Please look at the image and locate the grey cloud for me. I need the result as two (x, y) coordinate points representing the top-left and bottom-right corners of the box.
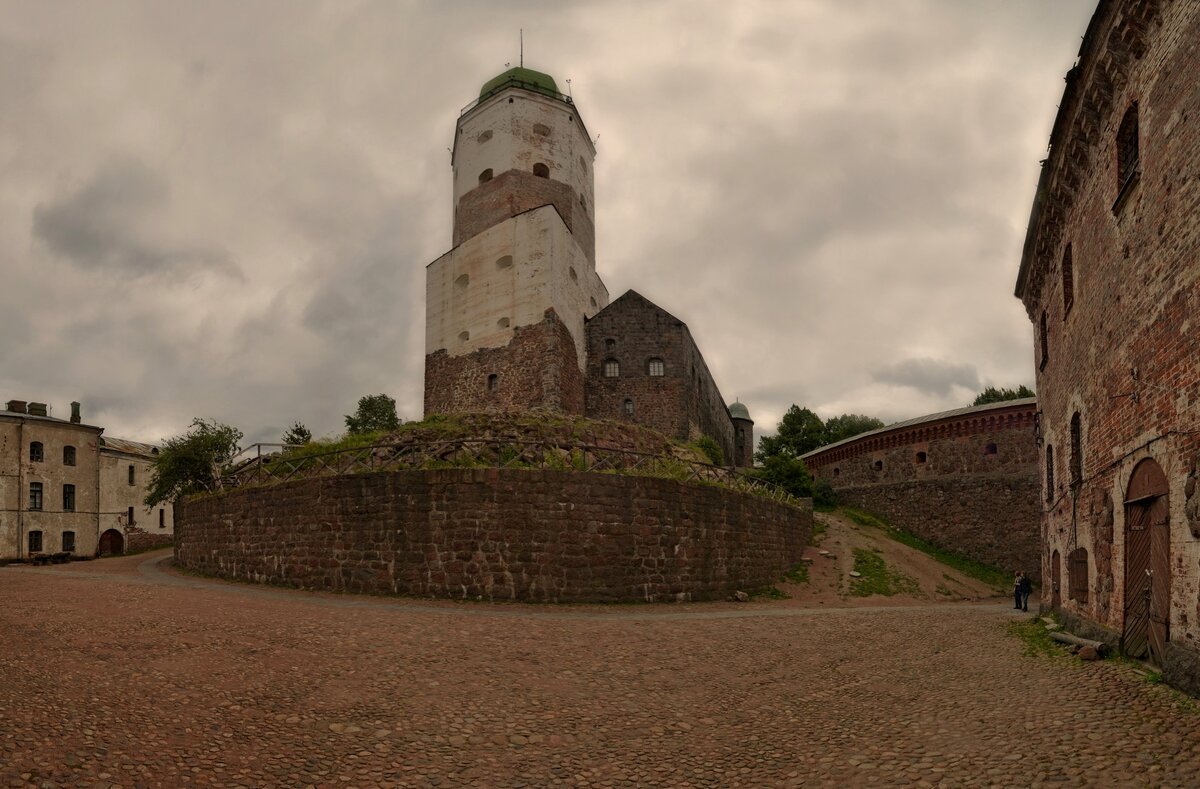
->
(32, 157), (236, 278)
(872, 358), (982, 397)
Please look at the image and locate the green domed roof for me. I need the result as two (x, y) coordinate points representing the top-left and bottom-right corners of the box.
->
(729, 401), (751, 421)
(479, 67), (560, 101)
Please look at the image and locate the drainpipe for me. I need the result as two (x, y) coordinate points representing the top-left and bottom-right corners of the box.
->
(16, 418), (23, 561)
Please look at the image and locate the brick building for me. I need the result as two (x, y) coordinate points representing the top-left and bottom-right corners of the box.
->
(0, 399), (173, 561)
(803, 398), (1041, 580)
(1013, 0), (1200, 692)
(424, 67), (752, 465)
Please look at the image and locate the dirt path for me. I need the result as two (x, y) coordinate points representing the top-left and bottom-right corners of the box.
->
(777, 508), (1008, 607)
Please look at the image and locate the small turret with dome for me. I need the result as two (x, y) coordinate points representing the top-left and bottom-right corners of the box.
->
(478, 67), (563, 102)
(730, 400), (754, 468)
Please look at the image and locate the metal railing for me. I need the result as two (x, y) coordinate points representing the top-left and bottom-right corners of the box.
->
(459, 78), (573, 116)
(217, 439), (800, 507)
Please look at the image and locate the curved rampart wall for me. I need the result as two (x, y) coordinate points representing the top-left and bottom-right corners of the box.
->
(806, 401), (1040, 580)
(174, 468), (810, 603)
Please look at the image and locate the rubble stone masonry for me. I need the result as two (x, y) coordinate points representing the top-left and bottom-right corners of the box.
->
(174, 468), (811, 603)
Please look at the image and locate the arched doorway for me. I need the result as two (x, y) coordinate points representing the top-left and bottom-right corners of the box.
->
(98, 529), (125, 557)
(1123, 459), (1170, 665)
(1050, 549), (1061, 610)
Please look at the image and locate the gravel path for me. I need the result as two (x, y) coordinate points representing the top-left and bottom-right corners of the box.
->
(1, 551), (1197, 788)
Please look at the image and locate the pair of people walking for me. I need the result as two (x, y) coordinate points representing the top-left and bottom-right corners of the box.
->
(1013, 571), (1032, 612)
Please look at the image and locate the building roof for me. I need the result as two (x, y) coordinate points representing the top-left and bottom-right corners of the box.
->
(729, 401), (751, 421)
(100, 436), (160, 458)
(479, 67), (560, 101)
(801, 397), (1038, 459)
(0, 409), (102, 432)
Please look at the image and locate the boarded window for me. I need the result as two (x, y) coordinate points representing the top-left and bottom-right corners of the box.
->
(63, 445), (76, 466)
(29, 482), (43, 511)
(1116, 102), (1139, 192)
(603, 359), (620, 378)
(29, 442), (43, 462)
(533, 162), (550, 178)
(1068, 547), (1089, 603)
(1062, 244), (1074, 315)
(62, 531), (75, 552)
(648, 358), (665, 377)
(1045, 445), (1055, 503)
(63, 484), (75, 513)
(28, 530), (42, 553)
(1070, 412), (1083, 486)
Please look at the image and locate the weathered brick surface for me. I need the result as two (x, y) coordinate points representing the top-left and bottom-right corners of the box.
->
(585, 291), (736, 462)
(424, 308), (584, 415)
(124, 526), (173, 554)
(175, 469), (810, 603)
(1015, 0), (1200, 686)
(806, 400), (1041, 579)
(454, 169), (595, 265)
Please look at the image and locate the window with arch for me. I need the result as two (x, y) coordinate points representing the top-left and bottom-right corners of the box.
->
(915, 451), (928, 464)
(487, 374), (498, 392)
(495, 255), (514, 270)
(1116, 102), (1139, 193)
(1062, 244), (1074, 315)
(63, 445), (76, 466)
(623, 398), (634, 416)
(648, 358), (665, 377)
(532, 162), (550, 178)
(29, 442), (43, 462)
(533, 123), (551, 137)
(1045, 445), (1055, 503)
(478, 168), (493, 184)
(476, 130), (493, 143)
(1068, 547), (1089, 603)
(1069, 412), (1082, 486)
(603, 359), (620, 378)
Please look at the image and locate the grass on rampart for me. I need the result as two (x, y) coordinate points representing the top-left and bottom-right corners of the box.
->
(840, 507), (1010, 589)
(848, 548), (920, 597)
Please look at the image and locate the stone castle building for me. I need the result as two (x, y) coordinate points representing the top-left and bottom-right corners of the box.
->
(0, 399), (174, 561)
(424, 67), (752, 466)
(803, 398), (1042, 580)
(1014, 0), (1200, 692)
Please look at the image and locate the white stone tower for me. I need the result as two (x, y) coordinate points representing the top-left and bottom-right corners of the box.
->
(424, 67), (608, 415)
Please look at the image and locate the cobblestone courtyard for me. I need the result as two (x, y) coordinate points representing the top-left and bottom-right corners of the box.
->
(2, 551), (1198, 788)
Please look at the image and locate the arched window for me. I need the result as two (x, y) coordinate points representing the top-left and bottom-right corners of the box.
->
(478, 168), (493, 184)
(495, 255), (514, 270)
(1045, 445), (1055, 503)
(1062, 244), (1074, 315)
(532, 123), (551, 137)
(603, 359), (620, 378)
(1068, 547), (1089, 603)
(476, 130), (493, 143)
(454, 273), (469, 290)
(623, 399), (634, 416)
(915, 451), (927, 464)
(1068, 412), (1083, 488)
(648, 358), (665, 377)
(29, 442), (43, 462)
(533, 162), (550, 178)
(63, 446), (76, 466)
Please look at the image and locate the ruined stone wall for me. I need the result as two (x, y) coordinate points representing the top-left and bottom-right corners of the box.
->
(585, 292), (735, 462)
(1015, 0), (1200, 686)
(425, 309), (585, 416)
(175, 468), (811, 603)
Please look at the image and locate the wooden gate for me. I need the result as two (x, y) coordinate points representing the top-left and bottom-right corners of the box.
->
(1050, 549), (1061, 610)
(98, 529), (125, 557)
(1123, 459), (1170, 665)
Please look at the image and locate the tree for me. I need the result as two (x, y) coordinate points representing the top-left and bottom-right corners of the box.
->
(755, 405), (826, 461)
(144, 418), (243, 507)
(823, 413), (885, 444)
(972, 385), (1035, 406)
(344, 394), (402, 435)
(282, 421), (312, 446)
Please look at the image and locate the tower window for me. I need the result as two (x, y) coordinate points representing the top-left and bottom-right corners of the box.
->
(159, 509), (165, 529)
(458, 330), (470, 342)
(29, 482), (43, 510)
(623, 399), (634, 416)
(487, 374), (498, 392)
(579, 156), (587, 171)
(478, 168), (493, 184)
(603, 359), (620, 378)
(590, 297), (597, 310)
(1116, 102), (1139, 193)
(1070, 412), (1082, 486)
(497, 317), (511, 328)
(648, 358), (665, 377)
(532, 123), (550, 136)
(1039, 311), (1048, 371)
(495, 255), (514, 270)
(476, 130), (493, 143)
(569, 266), (578, 282)
(63, 446), (76, 466)
(915, 451), (927, 464)
(63, 484), (75, 512)
(128, 506), (135, 526)
(29, 442), (43, 462)
(128, 464), (136, 486)
(1045, 445), (1055, 503)
(985, 442), (998, 455)
(833, 467), (840, 477)
(533, 163), (550, 178)
(1062, 244), (1074, 315)
(872, 460), (883, 472)
(454, 273), (469, 290)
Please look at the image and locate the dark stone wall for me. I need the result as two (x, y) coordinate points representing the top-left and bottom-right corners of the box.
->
(454, 169), (595, 265)
(174, 468), (811, 603)
(124, 527), (173, 554)
(585, 291), (735, 462)
(424, 309), (584, 416)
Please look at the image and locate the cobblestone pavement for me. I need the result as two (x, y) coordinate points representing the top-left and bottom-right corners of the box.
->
(2, 552), (1198, 788)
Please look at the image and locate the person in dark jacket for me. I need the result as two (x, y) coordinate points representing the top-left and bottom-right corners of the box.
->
(1013, 571), (1024, 610)
(1020, 572), (1033, 612)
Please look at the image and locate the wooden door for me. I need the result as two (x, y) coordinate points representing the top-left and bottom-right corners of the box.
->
(1050, 550), (1061, 610)
(1123, 459), (1170, 665)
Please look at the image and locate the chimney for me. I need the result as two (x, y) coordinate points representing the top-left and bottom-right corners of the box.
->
(27, 402), (48, 417)
(7, 400), (27, 413)
(70, 402), (81, 424)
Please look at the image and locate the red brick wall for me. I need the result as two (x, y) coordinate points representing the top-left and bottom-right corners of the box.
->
(174, 469), (811, 603)
(1016, 0), (1200, 687)
(454, 169), (595, 264)
(424, 309), (584, 415)
(585, 292), (735, 462)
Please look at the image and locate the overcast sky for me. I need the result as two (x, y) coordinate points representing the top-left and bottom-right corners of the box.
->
(0, 0), (1096, 445)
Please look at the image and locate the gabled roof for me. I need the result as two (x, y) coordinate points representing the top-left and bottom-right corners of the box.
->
(592, 290), (687, 328)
